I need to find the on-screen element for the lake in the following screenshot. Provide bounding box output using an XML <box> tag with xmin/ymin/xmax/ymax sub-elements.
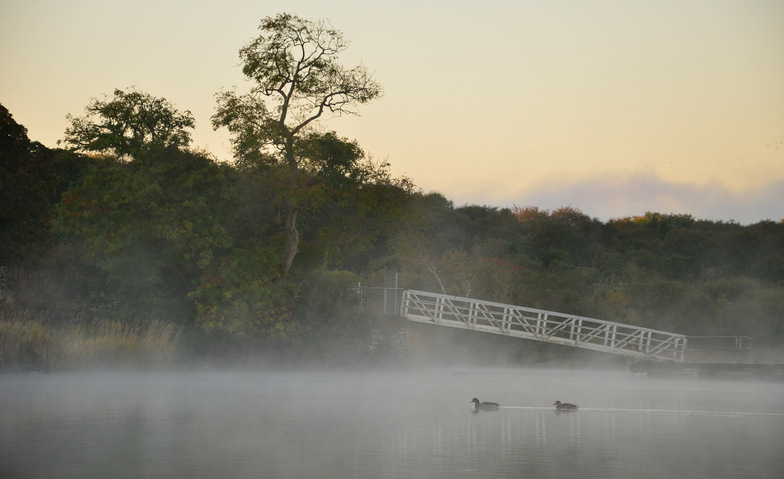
<box><xmin>1</xmin><ymin>368</ymin><xmax>783</xmax><ymax>478</ymax></box>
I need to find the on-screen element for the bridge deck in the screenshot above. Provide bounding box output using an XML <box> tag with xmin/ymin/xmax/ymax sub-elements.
<box><xmin>359</xmin><ymin>288</ymin><xmax>751</xmax><ymax>363</ymax></box>
<box><xmin>401</xmin><ymin>289</ymin><xmax>688</xmax><ymax>362</ymax></box>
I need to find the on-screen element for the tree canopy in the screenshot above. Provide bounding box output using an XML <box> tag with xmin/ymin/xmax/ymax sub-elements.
<box><xmin>0</xmin><ymin>104</ymin><xmax>55</xmax><ymax>263</ymax></box>
<box><xmin>213</xmin><ymin>13</ymin><xmax>383</xmax><ymax>276</ymax></box>
<box><xmin>61</xmin><ymin>88</ymin><xmax>195</xmax><ymax>159</ymax></box>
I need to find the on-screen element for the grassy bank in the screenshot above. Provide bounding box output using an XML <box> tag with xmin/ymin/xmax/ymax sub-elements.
<box><xmin>0</xmin><ymin>306</ymin><xmax>181</xmax><ymax>371</ymax></box>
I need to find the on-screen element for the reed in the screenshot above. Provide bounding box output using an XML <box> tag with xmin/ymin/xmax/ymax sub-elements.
<box><xmin>59</xmin><ymin>319</ymin><xmax>182</xmax><ymax>369</ymax></box>
<box><xmin>0</xmin><ymin>304</ymin><xmax>181</xmax><ymax>370</ymax></box>
<box><xmin>0</xmin><ymin>308</ymin><xmax>55</xmax><ymax>370</ymax></box>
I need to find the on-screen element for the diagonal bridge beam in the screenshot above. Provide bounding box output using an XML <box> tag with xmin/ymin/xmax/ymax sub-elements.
<box><xmin>400</xmin><ymin>289</ymin><xmax>689</xmax><ymax>362</ymax></box>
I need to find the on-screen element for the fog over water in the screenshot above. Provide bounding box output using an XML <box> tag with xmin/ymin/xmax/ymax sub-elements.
<box><xmin>2</xmin><ymin>368</ymin><xmax>783</xmax><ymax>478</ymax></box>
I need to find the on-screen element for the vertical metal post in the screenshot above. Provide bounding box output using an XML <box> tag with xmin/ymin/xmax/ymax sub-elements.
<box><xmin>569</xmin><ymin>319</ymin><xmax>575</xmax><ymax>341</ymax></box>
<box><xmin>680</xmin><ymin>337</ymin><xmax>688</xmax><ymax>363</ymax></box>
<box><xmin>610</xmin><ymin>325</ymin><xmax>617</xmax><ymax>351</ymax></box>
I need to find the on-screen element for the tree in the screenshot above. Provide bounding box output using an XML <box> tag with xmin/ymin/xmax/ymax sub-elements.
<box><xmin>289</xmin><ymin>133</ymin><xmax>409</xmax><ymax>270</ymax></box>
<box><xmin>0</xmin><ymin>103</ymin><xmax>56</xmax><ymax>263</ymax></box>
<box><xmin>57</xmin><ymin>147</ymin><xmax>237</xmax><ymax>322</ymax></box>
<box><xmin>424</xmin><ymin>249</ymin><xmax>483</xmax><ymax>297</ymax></box>
<box><xmin>61</xmin><ymin>88</ymin><xmax>195</xmax><ymax>158</ymax></box>
<box><xmin>213</xmin><ymin>13</ymin><xmax>382</xmax><ymax>276</ymax></box>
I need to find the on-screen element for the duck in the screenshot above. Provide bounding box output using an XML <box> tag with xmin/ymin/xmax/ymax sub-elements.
<box><xmin>553</xmin><ymin>400</ymin><xmax>578</xmax><ymax>411</ymax></box>
<box><xmin>470</xmin><ymin>398</ymin><xmax>500</xmax><ymax>411</ymax></box>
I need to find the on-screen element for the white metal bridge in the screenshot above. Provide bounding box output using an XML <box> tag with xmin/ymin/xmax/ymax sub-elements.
<box><xmin>358</xmin><ymin>287</ymin><xmax>752</xmax><ymax>363</ymax></box>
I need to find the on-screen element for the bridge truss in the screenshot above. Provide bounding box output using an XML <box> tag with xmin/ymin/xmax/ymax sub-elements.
<box><xmin>400</xmin><ymin>289</ymin><xmax>692</xmax><ymax>362</ymax></box>
<box><xmin>358</xmin><ymin>287</ymin><xmax>752</xmax><ymax>363</ymax></box>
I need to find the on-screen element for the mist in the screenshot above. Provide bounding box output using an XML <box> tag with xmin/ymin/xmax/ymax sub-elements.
<box><xmin>3</xmin><ymin>368</ymin><xmax>783</xmax><ymax>478</ymax></box>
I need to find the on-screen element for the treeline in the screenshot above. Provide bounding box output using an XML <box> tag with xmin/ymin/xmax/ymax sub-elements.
<box><xmin>2</xmin><ymin>13</ymin><xmax>783</xmax><ymax>367</ymax></box>
<box><xmin>3</xmin><ymin>98</ymin><xmax>783</xmax><ymax>360</ymax></box>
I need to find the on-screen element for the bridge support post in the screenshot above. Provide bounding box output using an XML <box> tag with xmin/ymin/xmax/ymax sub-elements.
<box><xmin>468</xmin><ymin>302</ymin><xmax>476</xmax><ymax>327</ymax></box>
<box><xmin>609</xmin><ymin>325</ymin><xmax>617</xmax><ymax>352</ymax></box>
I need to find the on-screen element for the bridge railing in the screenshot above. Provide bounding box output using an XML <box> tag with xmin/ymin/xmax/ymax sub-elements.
<box><xmin>356</xmin><ymin>286</ymin><xmax>404</xmax><ymax>317</ymax></box>
<box><xmin>401</xmin><ymin>289</ymin><xmax>689</xmax><ymax>362</ymax></box>
<box><xmin>684</xmin><ymin>336</ymin><xmax>753</xmax><ymax>351</ymax></box>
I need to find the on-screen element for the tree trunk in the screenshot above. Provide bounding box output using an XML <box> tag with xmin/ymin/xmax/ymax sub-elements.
<box><xmin>276</xmin><ymin>136</ymin><xmax>302</xmax><ymax>278</ymax></box>
<box><xmin>280</xmin><ymin>200</ymin><xmax>299</xmax><ymax>277</ymax></box>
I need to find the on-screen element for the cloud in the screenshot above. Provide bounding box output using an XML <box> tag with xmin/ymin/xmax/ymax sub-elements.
<box><xmin>453</xmin><ymin>173</ymin><xmax>784</xmax><ymax>225</ymax></box>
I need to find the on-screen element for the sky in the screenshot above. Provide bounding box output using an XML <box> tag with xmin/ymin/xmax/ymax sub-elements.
<box><xmin>2</xmin><ymin>0</ymin><xmax>783</xmax><ymax>224</ymax></box>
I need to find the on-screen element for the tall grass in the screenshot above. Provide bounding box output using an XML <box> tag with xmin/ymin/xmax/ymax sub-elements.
<box><xmin>0</xmin><ymin>311</ymin><xmax>54</xmax><ymax>370</ymax></box>
<box><xmin>0</xmin><ymin>305</ymin><xmax>181</xmax><ymax>370</ymax></box>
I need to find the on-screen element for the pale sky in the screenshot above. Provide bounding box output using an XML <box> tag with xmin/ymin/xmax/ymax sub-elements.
<box><xmin>2</xmin><ymin>0</ymin><xmax>783</xmax><ymax>224</ymax></box>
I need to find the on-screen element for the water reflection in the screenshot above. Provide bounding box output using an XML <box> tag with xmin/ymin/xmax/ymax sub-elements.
<box><xmin>1</xmin><ymin>369</ymin><xmax>783</xmax><ymax>478</ymax></box>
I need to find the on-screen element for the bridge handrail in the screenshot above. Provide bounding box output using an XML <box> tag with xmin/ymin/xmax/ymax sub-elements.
<box><xmin>357</xmin><ymin>286</ymin><xmax>751</xmax><ymax>363</ymax></box>
<box><xmin>401</xmin><ymin>289</ymin><xmax>689</xmax><ymax>362</ymax></box>
<box><xmin>403</xmin><ymin>289</ymin><xmax>686</xmax><ymax>336</ymax></box>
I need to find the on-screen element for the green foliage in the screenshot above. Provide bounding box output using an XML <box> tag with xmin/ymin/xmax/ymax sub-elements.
<box><xmin>210</xmin><ymin>91</ymin><xmax>274</xmax><ymax>168</ymax></box>
<box><xmin>293</xmin><ymin>142</ymin><xmax>415</xmax><ymax>272</ymax></box>
<box><xmin>190</xmin><ymin>246</ymin><xmax>295</xmax><ymax>340</ymax></box>
<box><xmin>4</xmin><ymin>43</ymin><xmax>784</xmax><ymax>364</ymax></box>
<box><xmin>213</xmin><ymin>12</ymin><xmax>383</xmax><ymax>276</ymax></box>
<box><xmin>385</xmin><ymin>203</ymin><xmax>784</xmax><ymax>343</ymax></box>
<box><xmin>57</xmin><ymin>147</ymin><xmax>236</xmax><ymax>322</ymax></box>
<box><xmin>62</xmin><ymin>88</ymin><xmax>195</xmax><ymax>158</ymax></box>
<box><xmin>235</xmin><ymin>13</ymin><xmax>382</xmax><ymax>133</ymax></box>
<box><xmin>292</xmin><ymin>270</ymin><xmax>371</xmax><ymax>361</ymax></box>
<box><xmin>0</xmin><ymin>104</ymin><xmax>56</xmax><ymax>263</ymax></box>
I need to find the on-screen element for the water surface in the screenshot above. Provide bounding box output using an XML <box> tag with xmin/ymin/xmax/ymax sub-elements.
<box><xmin>2</xmin><ymin>368</ymin><xmax>783</xmax><ymax>478</ymax></box>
